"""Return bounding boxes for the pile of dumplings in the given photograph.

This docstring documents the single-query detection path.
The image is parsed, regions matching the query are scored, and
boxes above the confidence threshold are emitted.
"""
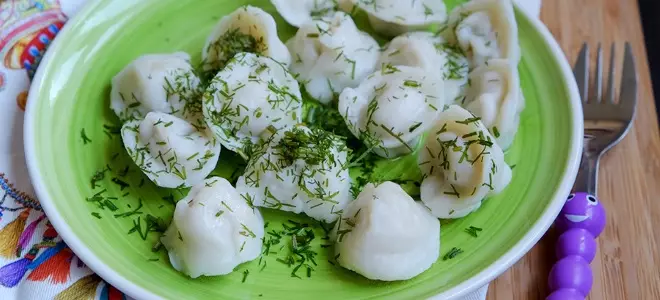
[110,0,523,281]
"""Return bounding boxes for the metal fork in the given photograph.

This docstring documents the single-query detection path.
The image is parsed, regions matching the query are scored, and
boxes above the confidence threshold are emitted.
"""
[545,43,638,299]
[572,42,638,196]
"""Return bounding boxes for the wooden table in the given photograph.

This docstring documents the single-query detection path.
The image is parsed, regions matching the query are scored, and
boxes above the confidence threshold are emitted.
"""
[487,0,660,299]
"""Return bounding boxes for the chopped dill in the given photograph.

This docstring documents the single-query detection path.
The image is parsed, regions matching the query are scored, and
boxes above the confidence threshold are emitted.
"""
[493,126,501,138]
[242,269,250,283]
[443,247,464,260]
[465,226,483,237]
[81,129,92,144]
[90,167,109,189]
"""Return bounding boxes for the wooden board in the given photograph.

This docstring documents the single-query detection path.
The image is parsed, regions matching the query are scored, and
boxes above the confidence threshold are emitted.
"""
[487,0,660,299]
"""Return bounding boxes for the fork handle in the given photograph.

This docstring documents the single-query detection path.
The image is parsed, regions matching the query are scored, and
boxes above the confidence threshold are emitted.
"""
[546,192,607,300]
[572,149,601,195]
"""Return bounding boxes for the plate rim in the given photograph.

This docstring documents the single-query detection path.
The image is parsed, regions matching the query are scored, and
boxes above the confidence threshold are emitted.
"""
[23,2,583,300]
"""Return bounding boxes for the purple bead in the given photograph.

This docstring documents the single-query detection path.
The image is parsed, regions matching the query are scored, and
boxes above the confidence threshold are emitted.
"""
[548,255,593,296]
[556,228,597,263]
[555,192,606,237]
[547,289,585,300]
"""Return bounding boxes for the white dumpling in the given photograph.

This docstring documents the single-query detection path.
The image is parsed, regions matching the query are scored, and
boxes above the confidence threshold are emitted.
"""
[203,52,303,154]
[161,177,264,278]
[271,0,351,27]
[417,105,511,219]
[350,0,447,37]
[338,65,445,158]
[287,11,379,104]
[110,52,203,124]
[235,125,352,223]
[378,32,469,104]
[203,5,291,72]
[332,181,439,281]
[464,59,524,149]
[445,0,519,67]
[121,112,220,188]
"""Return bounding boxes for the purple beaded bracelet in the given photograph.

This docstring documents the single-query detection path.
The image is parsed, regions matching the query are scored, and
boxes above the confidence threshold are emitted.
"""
[546,192,606,300]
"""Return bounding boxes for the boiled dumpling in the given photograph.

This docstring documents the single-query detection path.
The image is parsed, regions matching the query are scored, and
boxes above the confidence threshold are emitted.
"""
[332,181,440,281]
[235,125,352,223]
[417,105,511,218]
[161,177,264,278]
[287,11,379,104]
[203,5,291,73]
[464,59,524,149]
[445,0,519,67]
[271,0,352,27]
[338,65,445,158]
[378,32,469,104]
[203,52,303,154]
[350,0,447,37]
[121,112,220,188]
[110,52,203,124]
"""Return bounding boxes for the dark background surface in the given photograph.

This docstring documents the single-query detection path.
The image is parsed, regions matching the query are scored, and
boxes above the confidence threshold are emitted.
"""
[639,0,659,118]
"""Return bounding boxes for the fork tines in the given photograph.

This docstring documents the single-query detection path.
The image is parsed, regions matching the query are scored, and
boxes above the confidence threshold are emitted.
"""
[573,42,637,120]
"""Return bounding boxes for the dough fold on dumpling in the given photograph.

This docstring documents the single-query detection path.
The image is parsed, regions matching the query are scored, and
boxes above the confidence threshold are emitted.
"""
[203,5,291,74]
[110,52,203,125]
[203,52,302,154]
[417,105,511,218]
[332,181,440,281]
[271,0,352,27]
[378,31,469,104]
[338,65,445,158]
[121,112,220,188]
[464,59,524,149]
[287,11,379,104]
[235,124,352,223]
[350,0,447,37]
[161,177,264,278]
[444,0,519,68]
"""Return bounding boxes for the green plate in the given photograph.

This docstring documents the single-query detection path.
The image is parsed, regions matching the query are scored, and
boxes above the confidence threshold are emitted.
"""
[24,0,582,299]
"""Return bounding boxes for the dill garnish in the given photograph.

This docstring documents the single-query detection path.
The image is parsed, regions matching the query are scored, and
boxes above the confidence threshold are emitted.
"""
[464,226,483,237]
[81,129,92,144]
[90,167,109,189]
[114,198,144,218]
[443,247,464,260]
[456,117,482,125]
[242,269,250,283]
[91,212,101,219]
[260,220,320,279]
[493,126,501,138]
[111,178,130,191]
[204,28,260,76]
[443,184,460,198]
[408,122,423,133]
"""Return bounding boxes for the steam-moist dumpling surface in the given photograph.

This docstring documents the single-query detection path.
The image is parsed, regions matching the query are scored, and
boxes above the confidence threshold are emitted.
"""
[121,112,220,188]
[338,65,445,158]
[464,59,524,149]
[351,0,447,36]
[287,11,379,104]
[203,5,291,72]
[235,125,352,223]
[110,52,203,124]
[203,52,303,153]
[378,32,469,104]
[332,181,440,281]
[446,0,519,67]
[418,105,511,218]
[161,177,264,278]
[271,0,349,27]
